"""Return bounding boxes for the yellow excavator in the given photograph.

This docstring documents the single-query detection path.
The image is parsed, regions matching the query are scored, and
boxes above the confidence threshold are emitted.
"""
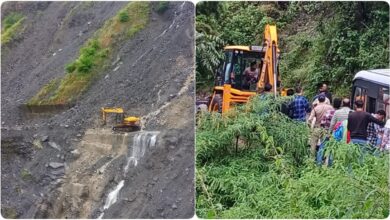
[208,24,287,113]
[101,107,141,132]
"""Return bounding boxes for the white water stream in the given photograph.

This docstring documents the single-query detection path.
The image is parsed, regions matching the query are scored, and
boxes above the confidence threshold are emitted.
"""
[98,131,159,219]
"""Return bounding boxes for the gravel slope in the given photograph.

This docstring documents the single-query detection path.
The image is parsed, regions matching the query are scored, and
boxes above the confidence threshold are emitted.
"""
[1,1,194,218]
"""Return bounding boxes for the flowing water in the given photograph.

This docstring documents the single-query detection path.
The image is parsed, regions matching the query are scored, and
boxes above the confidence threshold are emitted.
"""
[98,131,159,218]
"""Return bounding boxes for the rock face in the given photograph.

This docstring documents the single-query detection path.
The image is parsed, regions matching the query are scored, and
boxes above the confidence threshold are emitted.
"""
[1,1,194,219]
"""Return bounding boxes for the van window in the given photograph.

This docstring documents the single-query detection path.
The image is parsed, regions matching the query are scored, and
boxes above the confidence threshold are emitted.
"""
[367,97,376,113]
[378,87,390,119]
[353,86,367,111]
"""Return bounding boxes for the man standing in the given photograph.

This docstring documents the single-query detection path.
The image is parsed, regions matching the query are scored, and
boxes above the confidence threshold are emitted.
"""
[320,98,341,129]
[367,110,386,147]
[290,86,311,122]
[281,89,294,118]
[321,83,332,103]
[308,95,334,156]
[329,98,353,131]
[347,100,385,147]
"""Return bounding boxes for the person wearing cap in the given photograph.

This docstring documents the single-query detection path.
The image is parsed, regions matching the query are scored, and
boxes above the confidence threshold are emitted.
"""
[313,83,333,104]
[312,92,331,107]
[308,94,334,156]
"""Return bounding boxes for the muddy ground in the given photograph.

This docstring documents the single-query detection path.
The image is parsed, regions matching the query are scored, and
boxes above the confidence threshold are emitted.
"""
[1,1,194,218]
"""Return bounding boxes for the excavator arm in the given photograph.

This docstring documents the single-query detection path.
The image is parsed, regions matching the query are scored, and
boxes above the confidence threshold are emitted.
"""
[101,107,124,125]
[257,24,280,95]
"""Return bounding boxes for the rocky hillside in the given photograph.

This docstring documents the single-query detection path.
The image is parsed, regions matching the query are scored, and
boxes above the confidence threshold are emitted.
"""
[1,1,194,218]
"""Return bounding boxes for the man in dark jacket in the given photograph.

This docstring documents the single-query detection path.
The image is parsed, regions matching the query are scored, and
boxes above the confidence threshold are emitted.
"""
[321,83,332,103]
[281,89,294,118]
[313,83,332,104]
[348,100,385,147]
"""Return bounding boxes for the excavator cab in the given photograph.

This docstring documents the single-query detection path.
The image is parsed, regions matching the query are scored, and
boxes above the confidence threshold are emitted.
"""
[209,24,286,114]
[101,107,141,132]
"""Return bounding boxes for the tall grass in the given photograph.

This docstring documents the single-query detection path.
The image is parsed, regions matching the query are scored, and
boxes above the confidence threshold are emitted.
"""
[1,12,25,45]
[196,96,389,218]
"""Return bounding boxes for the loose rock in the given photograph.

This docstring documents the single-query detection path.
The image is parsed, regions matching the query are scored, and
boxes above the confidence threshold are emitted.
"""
[41,135,49,142]
[71,149,81,159]
[49,162,64,169]
[48,142,61,151]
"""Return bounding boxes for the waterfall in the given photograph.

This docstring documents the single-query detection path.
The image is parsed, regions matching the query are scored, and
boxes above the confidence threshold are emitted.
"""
[98,131,159,218]
[123,132,159,174]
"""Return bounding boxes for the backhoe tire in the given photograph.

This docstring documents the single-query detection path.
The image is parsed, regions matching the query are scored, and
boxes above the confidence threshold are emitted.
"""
[210,94,222,113]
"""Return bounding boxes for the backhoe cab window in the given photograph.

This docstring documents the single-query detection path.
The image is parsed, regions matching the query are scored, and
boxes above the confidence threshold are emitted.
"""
[223,51,234,83]
[222,50,263,90]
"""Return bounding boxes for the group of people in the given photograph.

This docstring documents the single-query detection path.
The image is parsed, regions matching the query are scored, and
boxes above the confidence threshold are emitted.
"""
[279,83,390,160]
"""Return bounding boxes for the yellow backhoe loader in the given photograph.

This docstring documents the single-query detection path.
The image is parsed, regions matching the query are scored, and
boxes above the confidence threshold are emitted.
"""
[208,24,287,113]
[101,107,141,132]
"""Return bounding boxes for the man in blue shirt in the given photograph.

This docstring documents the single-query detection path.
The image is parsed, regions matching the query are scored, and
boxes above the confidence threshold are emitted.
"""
[290,86,311,122]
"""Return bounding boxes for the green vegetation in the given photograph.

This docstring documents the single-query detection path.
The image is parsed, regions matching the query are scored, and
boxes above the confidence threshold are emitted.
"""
[196,2,389,98]
[28,2,150,105]
[1,12,25,45]
[28,78,61,105]
[119,11,130,23]
[20,169,33,181]
[196,3,389,218]
[1,207,18,219]
[3,13,24,30]
[155,2,169,14]
[68,39,102,74]
[196,96,389,218]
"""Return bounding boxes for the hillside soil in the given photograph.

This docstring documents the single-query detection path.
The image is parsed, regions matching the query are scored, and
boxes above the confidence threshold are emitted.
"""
[1,1,194,218]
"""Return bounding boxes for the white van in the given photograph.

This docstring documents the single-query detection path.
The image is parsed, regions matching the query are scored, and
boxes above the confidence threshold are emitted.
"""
[352,69,390,119]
